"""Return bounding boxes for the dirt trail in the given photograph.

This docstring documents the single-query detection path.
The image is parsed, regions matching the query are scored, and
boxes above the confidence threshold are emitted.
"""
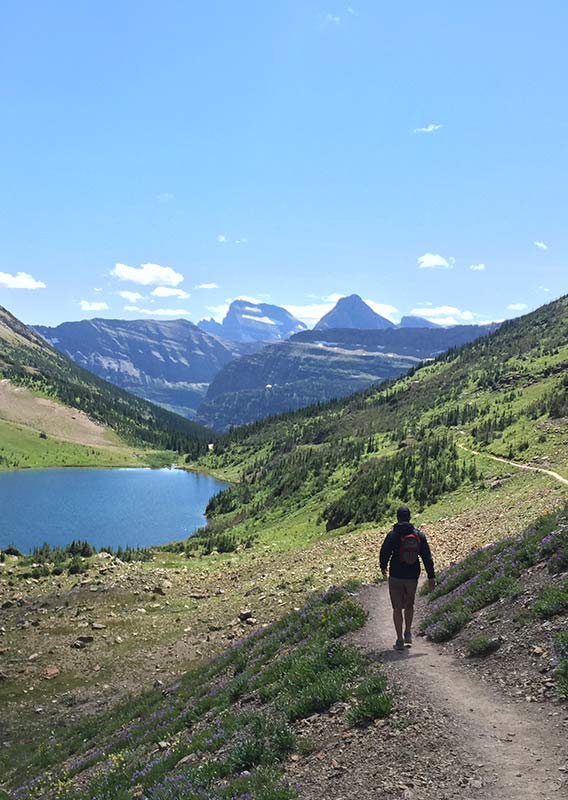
[352,584,568,800]
[457,442,568,487]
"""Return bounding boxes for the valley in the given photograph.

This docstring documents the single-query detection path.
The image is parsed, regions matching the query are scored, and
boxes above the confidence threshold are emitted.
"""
[1,295,567,799]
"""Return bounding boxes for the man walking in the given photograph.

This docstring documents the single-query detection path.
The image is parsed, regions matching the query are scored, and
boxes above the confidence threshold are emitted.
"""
[380,505,436,651]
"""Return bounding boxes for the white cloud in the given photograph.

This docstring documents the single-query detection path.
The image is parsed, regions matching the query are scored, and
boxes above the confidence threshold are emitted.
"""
[364,299,399,323]
[119,290,143,303]
[469,263,486,271]
[111,262,184,287]
[206,303,230,322]
[93,287,103,293]
[413,123,443,134]
[0,271,46,290]
[347,6,357,14]
[539,285,550,293]
[507,303,528,311]
[236,294,264,304]
[235,238,248,245]
[534,241,548,250]
[151,286,191,299]
[124,306,191,317]
[79,300,109,311]
[283,302,335,327]
[417,253,453,269]
[217,234,226,243]
[324,13,341,24]
[156,192,174,203]
[195,282,219,290]
[409,305,479,326]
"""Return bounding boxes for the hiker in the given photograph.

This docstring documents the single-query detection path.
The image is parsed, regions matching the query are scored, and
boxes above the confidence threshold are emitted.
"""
[380,505,436,651]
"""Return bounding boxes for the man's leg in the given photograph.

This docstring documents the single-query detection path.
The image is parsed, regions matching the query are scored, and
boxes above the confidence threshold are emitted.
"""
[393,608,403,639]
[403,605,414,635]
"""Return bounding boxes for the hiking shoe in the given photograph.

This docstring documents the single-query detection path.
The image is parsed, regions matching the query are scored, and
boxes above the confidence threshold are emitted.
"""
[404,631,412,646]
[394,639,405,651]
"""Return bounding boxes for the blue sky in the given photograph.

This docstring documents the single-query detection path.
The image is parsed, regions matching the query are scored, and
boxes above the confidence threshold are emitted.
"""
[1,1,566,328]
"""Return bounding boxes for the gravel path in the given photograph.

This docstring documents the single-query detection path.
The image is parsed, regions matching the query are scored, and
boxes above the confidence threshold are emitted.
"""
[457,442,568,487]
[350,584,568,800]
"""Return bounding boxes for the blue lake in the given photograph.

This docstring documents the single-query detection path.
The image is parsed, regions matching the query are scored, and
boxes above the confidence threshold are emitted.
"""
[0,468,228,553]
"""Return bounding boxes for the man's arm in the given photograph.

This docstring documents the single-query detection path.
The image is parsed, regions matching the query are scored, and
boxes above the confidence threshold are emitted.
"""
[379,531,393,578]
[419,533,436,591]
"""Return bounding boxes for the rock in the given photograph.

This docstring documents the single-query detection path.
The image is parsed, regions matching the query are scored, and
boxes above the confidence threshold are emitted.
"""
[42,665,60,680]
[151,586,166,596]
[0,672,9,682]
[239,610,253,621]
[28,653,40,661]
[158,740,169,750]
[91,622,107,630]
[72,636,94,649]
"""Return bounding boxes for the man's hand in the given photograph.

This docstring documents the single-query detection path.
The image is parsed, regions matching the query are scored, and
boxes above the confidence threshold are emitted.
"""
[428,578,436,592]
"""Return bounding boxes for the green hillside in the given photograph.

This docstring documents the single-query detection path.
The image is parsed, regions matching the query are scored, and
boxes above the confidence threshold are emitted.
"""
[0,306,211,459]
[192,295,568,551]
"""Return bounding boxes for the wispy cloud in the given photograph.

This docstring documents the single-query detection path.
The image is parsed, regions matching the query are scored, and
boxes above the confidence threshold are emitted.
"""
[413,123,443,134]
[417,253,454,269]
[0,271,46,289]
[469,263,486,271]
[409,305,480,326]
[195,282,219,290]
[124,306,191,317]
[347,6,357,15]
[324,13,341,24]
[534,240,548,250]
[119,290,143,303]
[235,238,248,245]
[217,234,226,243]
[364,299,399,322]
[539,285,550,293]
[507,303,528,311]
[156,192,174,203]
[79,300,109,312]
[111,262,184,287]
[151,287,190,299]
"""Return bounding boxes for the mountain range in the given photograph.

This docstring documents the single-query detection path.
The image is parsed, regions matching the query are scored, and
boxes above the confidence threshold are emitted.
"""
[33,295,500,429]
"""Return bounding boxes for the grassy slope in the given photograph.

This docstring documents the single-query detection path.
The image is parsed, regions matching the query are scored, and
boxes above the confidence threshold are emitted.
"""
[0,306,212,463]
[190,295,568,552]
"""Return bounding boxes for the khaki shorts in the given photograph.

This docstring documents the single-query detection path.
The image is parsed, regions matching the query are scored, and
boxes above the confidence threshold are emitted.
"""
[388,577,418,610]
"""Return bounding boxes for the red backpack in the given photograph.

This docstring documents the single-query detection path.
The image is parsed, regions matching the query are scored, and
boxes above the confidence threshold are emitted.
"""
[399,528,421,565]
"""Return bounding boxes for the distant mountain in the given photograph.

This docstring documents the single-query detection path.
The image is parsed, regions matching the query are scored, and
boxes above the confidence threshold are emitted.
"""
[314,295,395,331]
[197,322,501,430]
[198,300,307,343]
[0,307,210,454]
[292,324,498,357]
[33,318,248,418]
[398,315,440,329]
[197,341,419,431]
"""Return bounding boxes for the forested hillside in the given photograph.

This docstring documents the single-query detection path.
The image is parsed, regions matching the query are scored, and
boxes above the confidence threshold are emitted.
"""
[193,295,568,550]
[0,307,211,456]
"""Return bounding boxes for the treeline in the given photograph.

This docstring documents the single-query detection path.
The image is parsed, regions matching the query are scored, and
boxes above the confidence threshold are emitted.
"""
[323,433,478,530]
[1,539,153,576]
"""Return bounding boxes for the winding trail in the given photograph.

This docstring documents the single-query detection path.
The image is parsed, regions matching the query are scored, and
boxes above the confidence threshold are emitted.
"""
[457,442,568,487]
[351,584,568,800]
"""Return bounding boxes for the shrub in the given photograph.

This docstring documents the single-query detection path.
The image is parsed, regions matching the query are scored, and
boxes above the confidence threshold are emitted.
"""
[532,581,568,618]
[226,712,295,772]
[555,632,568,698]
[465,635,502,658]
[347,674,393,726]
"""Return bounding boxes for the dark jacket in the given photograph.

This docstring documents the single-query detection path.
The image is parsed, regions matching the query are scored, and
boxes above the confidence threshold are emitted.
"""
[379,522,435,580]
